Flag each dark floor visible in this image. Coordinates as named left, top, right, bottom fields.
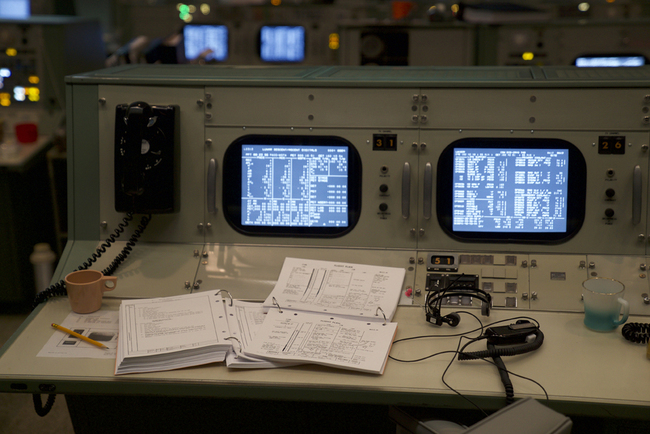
left=0, top=313, right=75, bottom=434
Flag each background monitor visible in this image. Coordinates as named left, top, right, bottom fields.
left=258, top=25, right=305, bottom=63
left=222, top=135, right=361, bottom=237
left=0, top=0, right=29, bottom=19
left=574, top=54, right=647, bottom=67
left=437, top=138, right=586, bottom=243
left=183, top=24, right=228, bottom=62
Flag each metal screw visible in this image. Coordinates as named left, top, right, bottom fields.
left=409, top=257, right=416, bottom=264
left=197, top=99, right=204, bottom=107
left=531, top=292, right=538, bottom=300
left=100, top=221, right=107, bottom=229
left=205, top=113, right=212, bottom=120
left=197, top=223, right=204, bottom=230
left=643, top=293, right=650, bottom=304
left=98, top=98, right=106, bottom=105
left=205, top=139, right=212, bottom=147
left=184, top=281, right=191, bottom=289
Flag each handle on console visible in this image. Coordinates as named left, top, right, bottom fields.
left=208, top=158, right=218, bottom=214
left=402, top=162, right=411, bottom=219
left=423, top=162, right=432, bottom=220
left=633, top=164, right=641, bottom=225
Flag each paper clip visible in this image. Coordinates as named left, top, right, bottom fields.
left=215, top=289, right=234, bottom=306
left=272, top=297, right=283, bottom=313
left=375, top=307, right=387, bottom=325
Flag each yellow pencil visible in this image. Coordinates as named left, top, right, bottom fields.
left=51, top=323, right=108, bottom=350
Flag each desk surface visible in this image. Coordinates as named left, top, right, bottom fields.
left=1, top=294, right=649, bottom=419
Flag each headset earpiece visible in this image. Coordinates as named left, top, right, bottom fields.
left=443, top=312, right=461, bottom=327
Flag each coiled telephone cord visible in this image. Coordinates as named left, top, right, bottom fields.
left=31, top=213, right=151, bottom=309
left=622, top=322, right=650, bottom=344
left=30, top=212, right=151, bottom=417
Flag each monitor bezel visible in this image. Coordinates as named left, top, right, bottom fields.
left=257, top=24, right=306, bottom=63
left=436, top=137, right=586, bottom=244
left=222, top=135, right=362, bottom=237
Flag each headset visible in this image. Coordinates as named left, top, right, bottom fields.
left=425, top=274, right=492, bottom=327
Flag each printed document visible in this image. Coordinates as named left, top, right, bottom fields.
left=115, top=290, right=233, bottom=375
left=244, top=308, right=398, bottom=374
left=263, top=257, right=406, bottom=321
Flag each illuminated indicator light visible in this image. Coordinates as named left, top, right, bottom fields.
left=1, top=92, right=11, bottom=106
left=271, top=0, right=281, bottom=5
left=329, top=33, right=340, bottom=50
left=522, top=52, right=534, bottom=61
left=183, top=14, right=193, bottom=23
left=179, top=3, right=190, bottom=20
left=606, top=0, right=615, bottom=3
left=200, top=3, right=210, bottom=14
left=578, top=2, right=590, bottom=11
left=14, top=86, right=25, bottom=101
left=28, top=75, right=39, bottom=84
left=0, top=68, right=10, bottom=77
left=451, top=4, right=460, bottom=14
left=188, top=4, right=196, bottom=13
left=6, top=48, right=17, bottom=56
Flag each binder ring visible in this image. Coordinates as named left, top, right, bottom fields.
left=215, top=289, right=234, bottom=306
left=225, top=336, right=242, bottom=358
left=272, top=297, right=283, bottom=313
left=375, top=307, right=387, bottom=325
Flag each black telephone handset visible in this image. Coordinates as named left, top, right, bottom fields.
left=115, top=101, right=180, bottom=214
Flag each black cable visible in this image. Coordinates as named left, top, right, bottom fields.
left=32, top=213, right=151, bottom=309
left=488, top=342, right=514, bottom=405
left=622, top=322, right=650, bottom=344
left=29, top=212, right=152, bottom=417
left=32, top=394, right=56, bottom=417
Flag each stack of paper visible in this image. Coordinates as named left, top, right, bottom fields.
left=115, top=290, right=233, bottom=375
left=114, top=258, right=406, bottom=375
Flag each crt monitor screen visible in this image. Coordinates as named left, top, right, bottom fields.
left=183, top=24, right=228, bottom=62
left=0, top=0, right=29, bottom=19
left=436, top=138, right=586, bottom=243
left=259, top=25, right=305, bottom=62
left=574, top=55, right=646, bottom=67
left=222, top=135, right=362, bottom=237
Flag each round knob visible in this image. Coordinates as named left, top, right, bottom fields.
left=379, top=184, right=388, bottom=193
left=379, top=203, right=388, bottom=212
left=605, top=188, right=615, bottom=198
left=605, top=208, right=615, bottom=218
